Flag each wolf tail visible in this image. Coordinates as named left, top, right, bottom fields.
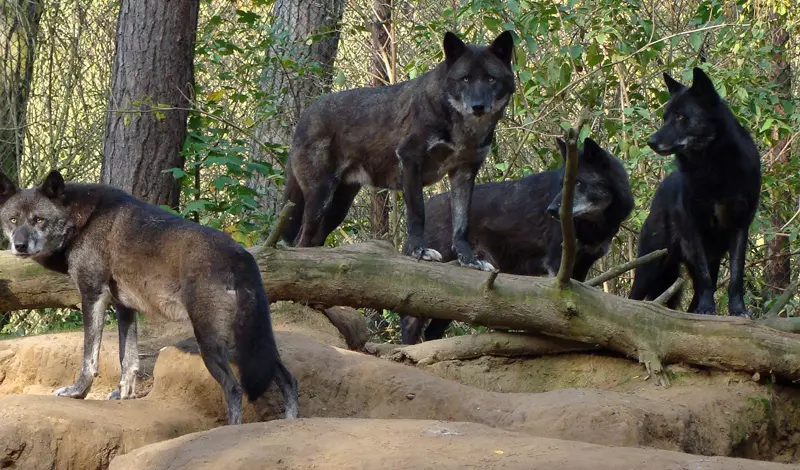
left=234, top=259, right=299, bottom=417
left=280, top=162, right=304, bottom=246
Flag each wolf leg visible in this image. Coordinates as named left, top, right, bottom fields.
left=727, top=228, right=751, bottom=317
left=449, top=166, right=493, bottom=271
left=397, top=146, right=442, bottom=262
left=296, top=178, right=339, bottom=247
left=399, top=315, right=426, bottom=345
left=678, top=216, right=716, bottom=314
left=55, top=289, right=110, bottom=398
left=196, top=339, right=243, bottom=425
left=108, top=304, right=139, bottom=400
left=274, top=360, right=300, bottom=419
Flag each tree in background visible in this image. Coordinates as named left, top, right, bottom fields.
left=0, top=0, right=43, bottom=184
left=100, top=0, right=199, bottom=208
left=247, top=0, right=346, bottom=216
left=368, top=0, right=392, bottom=240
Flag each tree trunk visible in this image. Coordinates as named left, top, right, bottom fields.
left=100, top=0, right=199, bottom=209
left=764, top=20, right=792, bottom=297
left=367, top=0, right=392, bottom=239
left=4, top=241, right=800, bottom=382
left=0, top=0, right=42, bottom=184
left=247, top=0, right=346, bottom=216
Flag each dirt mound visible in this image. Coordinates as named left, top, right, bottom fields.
left=0, top=331, right=121, bottom=399
left=0, top=394, right=213, bottom=470
left=149, top=331, right=800, bottom=461
left=109, top=418, right=798, bottom=470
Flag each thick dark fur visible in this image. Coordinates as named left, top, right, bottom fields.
left=0, top=170, right=299, bottom=425
left=401, top=137, right=634, bottom=344
left=629, top=67, right=761, bottom=317
left=282, top=31, right=516, bottom=271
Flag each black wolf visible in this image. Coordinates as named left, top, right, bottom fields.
left=0, top=170, right=299, bottom=425
left=401, top=137, right=634, bottom=344
left=282, top=31, right=515, bottom=271
left=629, top=67, right=761, bottom=317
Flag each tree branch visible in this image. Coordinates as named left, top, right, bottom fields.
left=3, top=241, right=800, bottom=381
left=585, top=249, right=668, bottom=287
left=556, top=107, right=590, bottom=287
left=766, top=273, right=799, bottom=317
left=653, top=278, right=684, bottom=306
left=265, top=201, right=295, bottom=248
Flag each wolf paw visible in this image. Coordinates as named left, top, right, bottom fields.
left=694, top=304, right=716, bottom=315
left=54, top=383, right=90, bottom=399
left=107, top=389, right=121, bottom=400
left=728, top=305, right=752, bottom=319
left=410, top=247, right=443, bottom=262
left=459, top=259, right=496, bottom=272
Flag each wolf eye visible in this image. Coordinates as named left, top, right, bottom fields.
left=676, top=114, right=685, bottom=121
left=488, top=77, right=496, bottom=83
left=33, top=217, right=43, bottom=225
left=9, top=217, right=17, bottom=224
left=461, top=76, right=470, bottom=83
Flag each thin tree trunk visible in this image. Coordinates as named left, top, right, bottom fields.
left=765, top=21, right=792, bottom=297
left=368, top=0, right=391, bottom=239
left=100, top=0, right=199, bottom=209
left=0, top=0, right=43, bottom=184
left=248, top=0, right=345, bottom=216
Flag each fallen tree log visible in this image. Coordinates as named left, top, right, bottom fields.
left=2, top=242, right=800, bottom=381
left=365, top=331, right=599, bottom=366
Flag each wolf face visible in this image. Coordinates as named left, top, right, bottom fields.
left=647, top=67, right=719, bottom=156
left=547, top=137, right=618, bottom=220
left=0, top=170, right=74, bottom=259
left=442, top=31, right=515, bottom=118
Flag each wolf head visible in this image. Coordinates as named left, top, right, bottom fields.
left=0, top=170, right=75, bottom=259
left=647, top=67, right=720, bottom=156
left=547, top=137, right=622, bottom=220
left=441, top=30, right=515, bottom=118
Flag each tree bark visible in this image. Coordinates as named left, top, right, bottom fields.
left=4, top=241, right=800, bottom=381
left=764, top=19, right=792, bottom=296
left=247, top=0, right=346, bottom=216
left=367, top=0, right=392, bottom=239
left=0, top=0, right=42, bottom=183
left=100, top=0, right=199, bottom=208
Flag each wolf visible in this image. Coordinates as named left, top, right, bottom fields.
left=281, top=30, right=515, bottom=271
left=0, top=170, right=299, bottom=425
left=629, top=67, right=761, bottom=317
left=400, top=137, right=634, bottom=344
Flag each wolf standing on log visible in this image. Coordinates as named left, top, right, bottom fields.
left=281, top=31, right=516, bottom=271
left=0, top=170, right=299, bottom=425
left=629, top=67, right=762, bottom=316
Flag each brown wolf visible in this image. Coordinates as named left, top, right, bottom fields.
left=0, top=170, right=299, bottom=425
left=282, top=31, right=516, bottom=271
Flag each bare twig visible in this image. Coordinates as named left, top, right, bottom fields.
left=556, top=107, right=590, bottom=287
left=585, top=249, right=668, bottom=287
left=265, top=201, right=295, bottom=248
left=483, top=269, right=500, bottom=293
left=766, top=274, right=799, bottom=317
left=654, top=278, right=684, bottom=306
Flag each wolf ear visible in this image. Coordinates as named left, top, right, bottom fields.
left=555, top=138, right=567, bottom=160
left=489, top=30, right=514, bottom=66
left=443, top=32, right=467, bottom=65
left=0, top=172, right=18, bottom=206
left=663, top=72, right=686, bottom=95
left=691, top=66, right=717, bottom=95
left=40, top=170, right=65, bottom=200
left=581, top=137, right=607, bottom=166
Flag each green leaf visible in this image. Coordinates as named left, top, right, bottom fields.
left=184, top=200, right=212, bottom=214
left=334, top=70, right=346, bottom=87
left=689, top=32, right=703, bottom=51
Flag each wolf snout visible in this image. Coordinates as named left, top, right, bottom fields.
left=546, top=203, right=560, bottom=219
left=647, top=135, right=676, bottom=156
left=13, top=242, right=28, bottom=254
left=471, top=104, right=486, bottom=116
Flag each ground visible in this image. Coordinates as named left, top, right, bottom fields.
left=1, top=301, right=799, bottom=469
